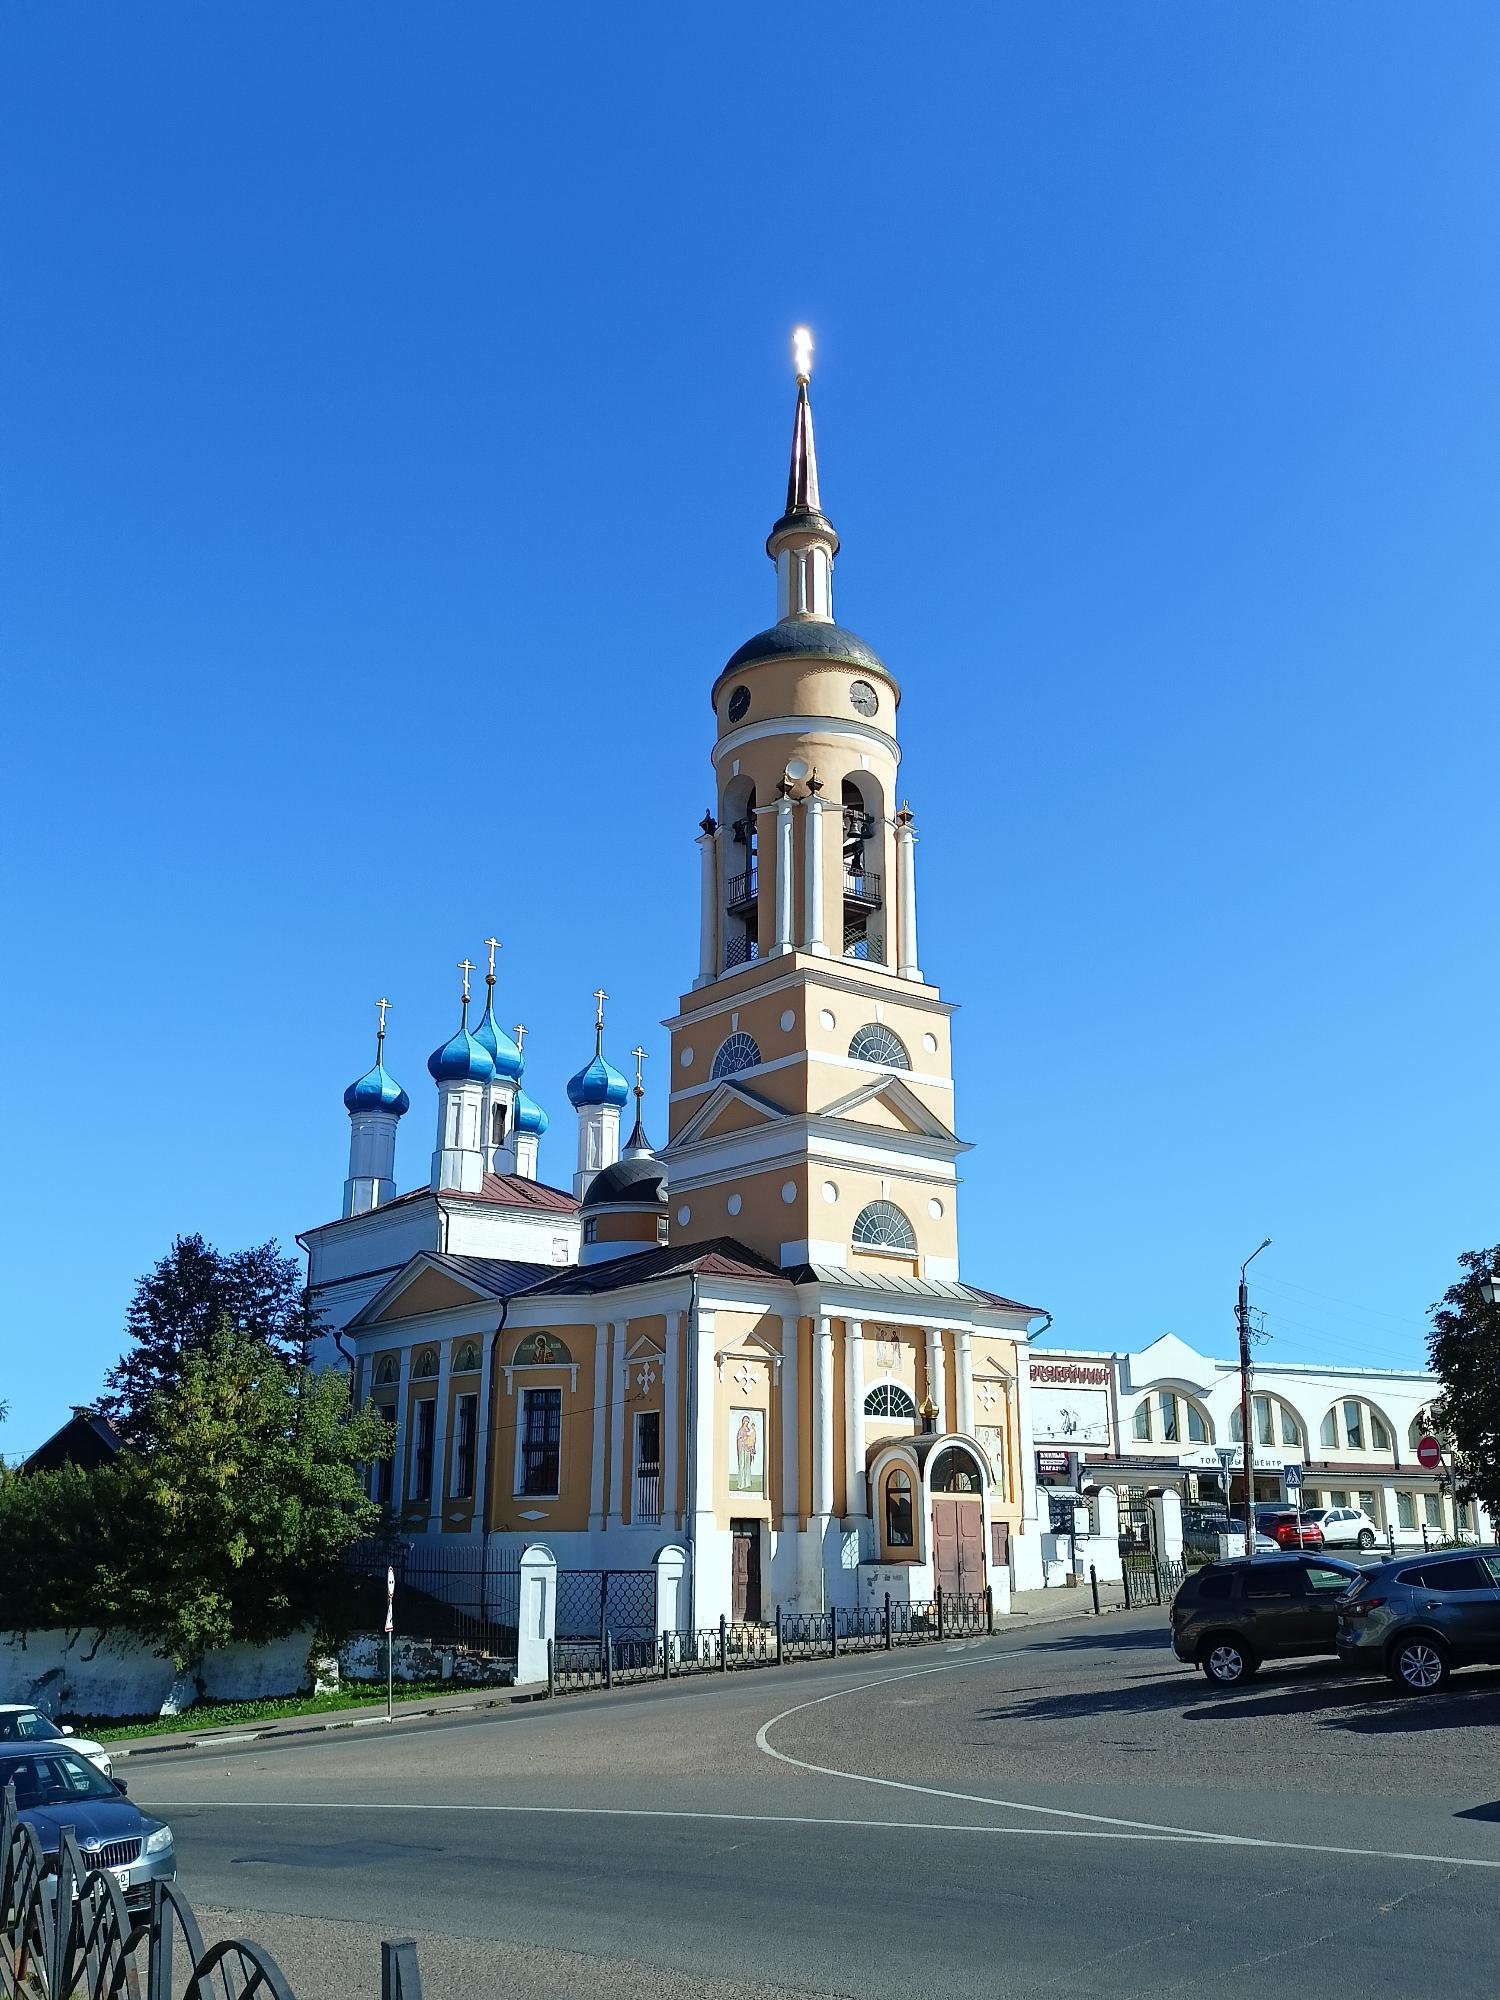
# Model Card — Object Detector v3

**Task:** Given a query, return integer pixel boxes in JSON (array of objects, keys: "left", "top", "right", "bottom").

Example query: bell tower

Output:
[{"left": 663, "top": 332, "right": 966, "bottom": 1281}]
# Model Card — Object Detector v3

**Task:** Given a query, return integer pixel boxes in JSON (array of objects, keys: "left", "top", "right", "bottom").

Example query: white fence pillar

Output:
[
  {"left": 1148, "top": 1489, "right": 1184, "bottom": 1562},
  {"left": 654, "top": 1543, "right": 688, "bottom": 1637},
  {"left": 517, "top": 1543, "right": 556, "bottom": 1687}
]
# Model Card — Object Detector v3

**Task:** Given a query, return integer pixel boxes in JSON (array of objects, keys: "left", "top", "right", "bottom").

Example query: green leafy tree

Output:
[
  {"left": 101, "top": 1235, "right": 316, "bottom": 1442},
  {"left": 1427, "top": 1244, "right": 1500, "bottom": 1523}
]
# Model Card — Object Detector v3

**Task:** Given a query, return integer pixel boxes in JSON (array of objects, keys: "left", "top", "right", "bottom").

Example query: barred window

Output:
[
  {"left": 848, "top": 1023, "right": 911, "bottom": 1069},
  {"left": 711, "top": 1033, "right": 762, "bottom": 1079},
  {"left": 851, "top": 1201, "right": 917, "bottom": 1253},
  {"left": 864, "top": 1382, "right": 917, "bottom": 1419}
]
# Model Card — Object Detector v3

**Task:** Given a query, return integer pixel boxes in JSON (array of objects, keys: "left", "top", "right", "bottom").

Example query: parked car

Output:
[
  {"left": 1170, "top": 1553, "right": 1362, "bottom": 1685},
  {"left": 1335, "top": 1548, "right": 1500, "bottom": 1693},
  {"left": 1298, "top": 1505, "right": 1379, "bottom": 1551},
  {"left": 1183, "top": 1509, "right": 1280, "bottom": 1556},
  {"left": 0, "top": 1743, "right": 175, "bottom": 1914},
  {"left": 0, "top": 1704, "right": 113, "bottom": 1778},
  {"left": 1255, "top": 1509, "right": 1325, "bottom": 1551}
]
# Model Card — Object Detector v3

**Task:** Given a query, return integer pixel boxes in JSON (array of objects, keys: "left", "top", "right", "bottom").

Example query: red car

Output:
[{"left": 1260, "top": 1510, "right": 1324, "bottom": 1550}]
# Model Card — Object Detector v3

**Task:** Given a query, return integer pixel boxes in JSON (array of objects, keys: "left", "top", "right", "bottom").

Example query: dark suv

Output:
[
  {"left": 1170, "top": 1554, "right": 1361, "bottom": 1685},
  {"left": 1335, "top": 1548, "right": 1500, "bottom": 1693}
]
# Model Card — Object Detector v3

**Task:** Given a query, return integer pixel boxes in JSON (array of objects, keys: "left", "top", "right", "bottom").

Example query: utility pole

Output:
[{"left": 1238, "top": 1239, "right": 1271, "bottom": 1552}]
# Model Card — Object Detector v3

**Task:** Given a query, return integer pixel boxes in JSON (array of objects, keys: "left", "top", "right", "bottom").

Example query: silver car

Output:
[
  {"left": 1336, "top": 1547, "right": 1500, "bottom": 1692},
  {"left": 0, "top": 1743, "right": 174, "bottom": 1914}
]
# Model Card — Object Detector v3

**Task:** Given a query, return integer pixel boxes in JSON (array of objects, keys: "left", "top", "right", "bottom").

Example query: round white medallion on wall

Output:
[
  {"left": 680, "top": 1046, "right": 694, "bottom": 1068},
  {"left": 780, "top": 1008, "right": 795, "bottom": 1033},
  {"left": 784, "top": 756, "right": 809, "bottom": 783},
  {"left": 922, "top": 1032, "right": 938, "bottom": 1055},
  {"left": 821, "top": 1180, "right": 839, "bottom": 1205},
  {"left": 819, "top": 1008, "right": 836, "bottom": 1032},
  {"left": 780, "top": 1182, "right": 797, "bottom": 1205},
  {"left": 677, "top": 1205, "right": 692, "bottom": 1227},
  {"left": 928, "top": 1197, "right": 944, "bottom": 1220},
  {"left": 726, "top": 1193, "right": 742, "bottom": 1217}
]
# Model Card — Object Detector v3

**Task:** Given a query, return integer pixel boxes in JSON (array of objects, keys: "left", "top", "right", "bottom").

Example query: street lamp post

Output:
[{"left": 1238, "top": 1239, "right": 1271, "bottom": 1554}]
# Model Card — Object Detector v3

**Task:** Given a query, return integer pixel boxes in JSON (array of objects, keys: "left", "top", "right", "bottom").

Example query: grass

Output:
[{"left": 77, "top": 1676, "right": 506, "bottom": 1743}]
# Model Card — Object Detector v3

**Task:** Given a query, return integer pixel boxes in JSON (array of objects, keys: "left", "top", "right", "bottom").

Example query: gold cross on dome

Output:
[
  {"left": 484, "top": 937, "right": 501, "bottom": 981},
  {"left": 375, "top": 997, "right": 390, "bottom": 1060},
  {"left": 457, "top": 959, "right": 475, "bottom": 1003}
]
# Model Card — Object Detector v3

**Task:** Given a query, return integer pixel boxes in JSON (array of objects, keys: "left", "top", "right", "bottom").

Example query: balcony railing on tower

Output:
[
  {"left": 842, "top": 867, "right": 882, "bottom": 908},
  {"left": 843, "top": 924, "right": 884, "bottom": 963},
  {"left": 636, "top": 1465, "right": 662, "bottom": 1525},
  {"left": 724, "top": 930, "right": 760, "bottom": 970},
  {"left": 726, "top": 868, "right": 758, "bottom": 914}
]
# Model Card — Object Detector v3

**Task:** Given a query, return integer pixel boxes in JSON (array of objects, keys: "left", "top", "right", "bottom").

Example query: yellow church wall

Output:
[
  {"left": 484, "top": 1322, "right": 596, "bottom": 1537},
  {"left": 620, "top": 1315, "right": 666, "bottom": 1527},
  {"left": 711, "top": 653, "right": 901, "bottom": 731},
  {"left": 438, "top": 1336, "right": 485, "bottom": 1535},
  {"left": 591, "top": 1210, "right": 662, "bottom": 1246},
  {"left": 374, "top": 1268, "right": 475, "bottom": 1321}
]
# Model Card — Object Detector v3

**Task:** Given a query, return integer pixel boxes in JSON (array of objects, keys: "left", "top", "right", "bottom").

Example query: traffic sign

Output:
[
  {"left": 384, "top": 1564, "right": 396, "bottom": 1636},
  {"left": 1216, "top": 1446, "right": 1239, "bottom": 1472},
  {"left": 1283, "top": 1463, "right": 1303, "bottom": 1491},
  {"left": 1416, "top": 1435, "right": 1442, "bottom": 1471}
]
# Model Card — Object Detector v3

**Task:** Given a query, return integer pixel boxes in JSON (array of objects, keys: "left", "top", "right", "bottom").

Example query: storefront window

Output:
[
  {"left": 1132, "top": 1402, "right": 1150, "bottom": 1440},
  {"left": 1397, "top": 1492, "right": 1416, "bottom": 1529},
  {"left": 1424, "top": 1493, "right": 1443, "bottom": 1530}
]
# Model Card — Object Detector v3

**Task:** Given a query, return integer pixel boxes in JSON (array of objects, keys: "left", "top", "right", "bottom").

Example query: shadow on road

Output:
[
  {"left": 1022, "top": 1624, "right": 1175, "bottom": 1658},
  {"left": 979, "top": 1659, "right": 1500, "bottom": 1735}
]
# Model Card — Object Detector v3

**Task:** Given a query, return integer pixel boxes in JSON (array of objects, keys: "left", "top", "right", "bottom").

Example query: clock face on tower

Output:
[
  {"left": 726, "top": 685, "right": 751, "bottom": 723},
  {"left": 849, "top": 679, "right": 878, "bottom": 717}
]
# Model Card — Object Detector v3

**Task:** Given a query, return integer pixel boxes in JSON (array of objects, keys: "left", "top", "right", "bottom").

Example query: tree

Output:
[
  {"left": 101, "top": 1235, "right": 317, "bottom": 1442},
  {"left": 1427, "top": 1244, "right": 1500, "bottom": 1524}
]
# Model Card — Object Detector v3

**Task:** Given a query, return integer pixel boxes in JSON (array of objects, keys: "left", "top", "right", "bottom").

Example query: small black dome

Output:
[
  {"left": 720, "top": 619, "right": 892, "bottom": 682},
  {"left": 582, "top": 1156, "right": 668, "bottom": 1209}
]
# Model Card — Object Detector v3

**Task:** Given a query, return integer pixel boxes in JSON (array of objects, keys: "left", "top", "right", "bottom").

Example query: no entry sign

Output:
[{"left": 1416, "top": 1435, "right": 1443, "bottom": 1471}]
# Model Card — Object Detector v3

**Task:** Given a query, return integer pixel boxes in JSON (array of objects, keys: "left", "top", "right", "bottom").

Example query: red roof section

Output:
[{"left": 307, "top": 1174, "right": 578, "bottom": 1234}]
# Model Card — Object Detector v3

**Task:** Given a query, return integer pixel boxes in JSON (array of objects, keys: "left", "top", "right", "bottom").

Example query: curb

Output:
[{"left": 109, "top": 1685, "right": 543, "bottom": 1759}]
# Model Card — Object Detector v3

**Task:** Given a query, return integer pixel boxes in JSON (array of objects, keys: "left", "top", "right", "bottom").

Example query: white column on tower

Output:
[
  {"left": 925, "top": 1325, "right": 947, "bottom": 1430},
  {"left": 803, "top": 792, "right": 828, "bottom": 955},
  {"left": 773, "top": 791, "right": 795, "bottom": 955},
  {"left": 844, "top": 1320, "right": 867, "bottom": 1522},
  {"left": 780, "top": 1314, "right": 800, "bottom": 1531},
  {"left": 895, "top": 813, "right": 921, "bottom": 981},
  {"left": 812, "top": 1315, "right": 835, "bottom": 1517},
  {"left": 695, "top": 822, "right": 720, "bottom": 988},
  {"left": 955, "top": 1328, "right": 974, "bottom": 1436}
]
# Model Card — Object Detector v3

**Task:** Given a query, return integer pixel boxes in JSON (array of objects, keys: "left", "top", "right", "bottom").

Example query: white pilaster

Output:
[
  {"left": 690, "top": 1308, "right": 729, "bottom": 1628},
  {"left": 588, "top": 1320, "right": 609, "bottom": 1533},
  {"left": 773, "top": 792, "right": 795, "bottom": 955},
  {"left": 426, "top": 1340, "right": 452, "bottom": 1533},
  {"left": 925, "top": 1325, "right": 947, "bottom": 1430},
  {"left": 844, "top": 1320, "right": 867, "bottom": 1520},
  {"left": 663, "top": 1313, "right": 682, "bottom": 1530},
  {"left": 955, "top": 1328, "right": 974, "bottom": 1437},
  {"left": 389, "top": 1344, "right": 412, "bottom": 1511},
  {"left": 780, "top": 1315, "right": 800, "bottom": 1531},
  {"left": 607, "top": 1322, "right": 626, "bottom": 1532},
  {"left": 512, "top": 1130, "right": 540, "bottom": 1180},
  {"left": 695, "top": 826, "right": 720, "bottom": 989},
  {"left": 813, "top": 1315, "right": 835, "bottom": 1517},
  {"left": 803, "top": 793, "right": 828, "bottom": 955},
  {"left": 1015, "top": 1340, "right": 1039, "bottom": 1535},
  {"left": 895, "top": 818, "right": 921, "bottom": 981}
]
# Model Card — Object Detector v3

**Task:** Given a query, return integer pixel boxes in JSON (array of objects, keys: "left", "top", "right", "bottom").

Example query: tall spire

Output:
[
  {"left": 768, "top": 326, "right": 838, "bottom": 622},
  {"left": 623, "top": 1045, "right": 653, "bottom": 1158}
]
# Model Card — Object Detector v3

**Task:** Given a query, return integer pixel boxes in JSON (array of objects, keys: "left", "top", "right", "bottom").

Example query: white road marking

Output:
[
  {"left": 751, "top": 1647, "right": 1500, "bottom": 1873},
  {"left": 146, "top": 1796, "right": 1500, "bottom": 1870}
]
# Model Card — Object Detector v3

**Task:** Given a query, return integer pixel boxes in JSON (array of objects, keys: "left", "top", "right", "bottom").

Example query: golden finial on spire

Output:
[
  {"left": 792, "top": 325, "right": 813, "bottom": 385},
  {"left": 483, "top": 937, "right": 501, "bottom": 986},
  {"left": 375, "top": 997, "right": 390, "bottom": 1064}
]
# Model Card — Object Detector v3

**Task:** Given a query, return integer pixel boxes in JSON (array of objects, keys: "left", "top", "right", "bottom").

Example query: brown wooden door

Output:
[
  {"left": 731, "top": 1520, "right": 762, "bottom": 1623},
  {"left": 933, "top": 1498, "right": 987, "bottom": 1599}
]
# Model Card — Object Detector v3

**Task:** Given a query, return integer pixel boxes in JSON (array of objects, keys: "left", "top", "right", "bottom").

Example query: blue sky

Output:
[{"left": 4, "top": 6, "right": 1497, "bottom": 1455}]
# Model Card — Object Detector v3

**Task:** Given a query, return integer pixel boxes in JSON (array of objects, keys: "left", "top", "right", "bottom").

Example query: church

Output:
[{"left": 300, "top": 335, "right": 1049, "bottom": 1622}]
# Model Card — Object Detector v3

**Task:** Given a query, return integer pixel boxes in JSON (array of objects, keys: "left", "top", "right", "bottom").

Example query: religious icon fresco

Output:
[{"left": 729, "top": 1407, "right": 765, "bottom": 1494}]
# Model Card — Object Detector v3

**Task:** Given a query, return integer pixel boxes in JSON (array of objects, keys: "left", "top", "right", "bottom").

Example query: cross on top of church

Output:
[
  {"left": 457, "top": 959, "right": 475, "bottom": 1003},
  {"left": 514, "top": 1022, "right": 527, "bottom": 1053},
  {"left": 375, "top": 997, "right": 389, "bottom": 1062},
  {"left": 593, "top": 987, "right": 608, "bottom": 1026},
  {"left": 484, "top": 937, "right": 501, "bottom": 982},
  {"left": 631, "top": 1046, "right": 647, "bottom": 1093}
]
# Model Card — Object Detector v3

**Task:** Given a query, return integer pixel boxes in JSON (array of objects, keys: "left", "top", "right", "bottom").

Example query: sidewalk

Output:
[
  {"left": 110, "top": 1681, "right": 546, "bottom": 1759},
  {"left": 1008, "top": 1579, "right": 1128, "bottom": 1622}
]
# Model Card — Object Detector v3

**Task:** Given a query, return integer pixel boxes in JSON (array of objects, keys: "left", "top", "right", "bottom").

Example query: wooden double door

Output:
[
  {"left": 932, "top": 1496, "right": 987, "bottom": 1600},
  {"left": 731, "top": 1519, "right": 762, "bottom": 1623}
]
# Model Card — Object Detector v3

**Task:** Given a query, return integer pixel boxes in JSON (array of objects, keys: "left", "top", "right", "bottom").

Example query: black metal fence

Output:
[
  {"left": 0, "top": 1781, "right": 421, "bottom": 2000},
  {"left": 1121, "top": 1553, "right": 1188, "bottom": 1608},
  {"left": 546, "top": 1587, "right": 996, "bottom": 1695},
  {"left": 554, "top": 1568, "right": 659, "bottom": 1643},
  {"left": 344, "top": 1540, "right": 521, "bottom": 1664}
]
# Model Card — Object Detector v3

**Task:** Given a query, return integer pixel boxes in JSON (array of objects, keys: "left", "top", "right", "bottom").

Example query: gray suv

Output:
[
  {"left": 1335, "top": 1547, "right": 1500, "bottom": 1693},
  {"left": 1170, "top": 1554, "right": 1361, "bottom": 1685}
]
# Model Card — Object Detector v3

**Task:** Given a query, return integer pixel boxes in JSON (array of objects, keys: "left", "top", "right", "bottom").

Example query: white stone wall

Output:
[{"left": 0, "top": 1628, "right": 318, "bottom": 1720}]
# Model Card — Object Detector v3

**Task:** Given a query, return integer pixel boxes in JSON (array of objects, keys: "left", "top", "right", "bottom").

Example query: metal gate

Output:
[{"left": 554, "top": 1568, "right": 658, "bottom": 1644}]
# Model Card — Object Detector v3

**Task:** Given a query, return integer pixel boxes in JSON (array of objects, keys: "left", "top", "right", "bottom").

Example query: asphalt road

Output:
[{"left": 131, "top": 1607, "right": 1500, "bottom": 2000}]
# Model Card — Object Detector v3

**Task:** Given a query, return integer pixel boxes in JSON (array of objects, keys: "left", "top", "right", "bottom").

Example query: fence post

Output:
[
  {"left": 1122, "top": 1560, "right": 1133, "bottom": 1610},
  {"left": 51, "top": 1828, "right": 77, "bottom": 1995},
  {"left": 546, "top": 1638, "right": 555, "bottom": 1698},
  {"left": 1388, "top": 1524, "right": 1396, "bottom": 1557},
  {"left": 883, "top": 1592, "right": 892, "bottom": 1651},
  {"left": 382, "top": 1938, "right": 423, "bottom": 2000},
  {"left": 1422, "top": 1521, "right": 1430, "bottom": 1551},
  {"left": 985, "top": 1584, "right": 994, "bottom": 1634},
  {"left": 1089, "top": 1564, "right": 1100, "bottom": 1616},
  {"left": 147, "top": 1879, "right": 175, "bottom": 1995},
  {"left": 661, "top": 1628, "right": 670, "bottom": 1678},
  {"left": 830, "top": 1608, "right": 839, "bottom": 1659},
  {"left": 775, "top": 1605, "right": 783, "bottom": 1663},
  {"left": 936, "top": 1585, "right": 944, "bottom": 1640},
  {"left": 604, "top": 1632, "right": 614, "bottom": 1690},
  {"left": 719, "top": 1612, "right": 728, "bottom": 1672}
]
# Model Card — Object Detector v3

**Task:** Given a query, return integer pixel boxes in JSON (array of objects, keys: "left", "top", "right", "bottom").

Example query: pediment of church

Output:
[
  {"left": 816, "top": 1074, "right": 959, "bottom": 1143},
  {"left": 352, "top": 1257, "right": 491, "bottom": 1329},
  {"left": 672, "top": 1079, "right": 788, "bottom": 1149}
]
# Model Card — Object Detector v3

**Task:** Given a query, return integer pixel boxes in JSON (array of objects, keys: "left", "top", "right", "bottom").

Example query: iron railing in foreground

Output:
[
  {"left": 547, "top": 1586, "right": 995, "bottom": 1694},
  {"left": 0, "top": 1782, "right": 421, "bottom": 2000}
]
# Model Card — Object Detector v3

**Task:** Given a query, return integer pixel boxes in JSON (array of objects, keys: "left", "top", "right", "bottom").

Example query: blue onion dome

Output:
[
  {"left": 427, "top": 1018, "right": 496, "bottom": 1085},
  {"left": 472, "top": 999, "right": 523, "bottom": 1082},
  {"left": 343, "top": 1062, "right": 410, "bottom": 1117},
  {"left": 566, "top": 1048, "right": 630, "bottom": 1109},
  {"left": 514, "top": 1088, "right": 549, "bottom": 1136}
]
